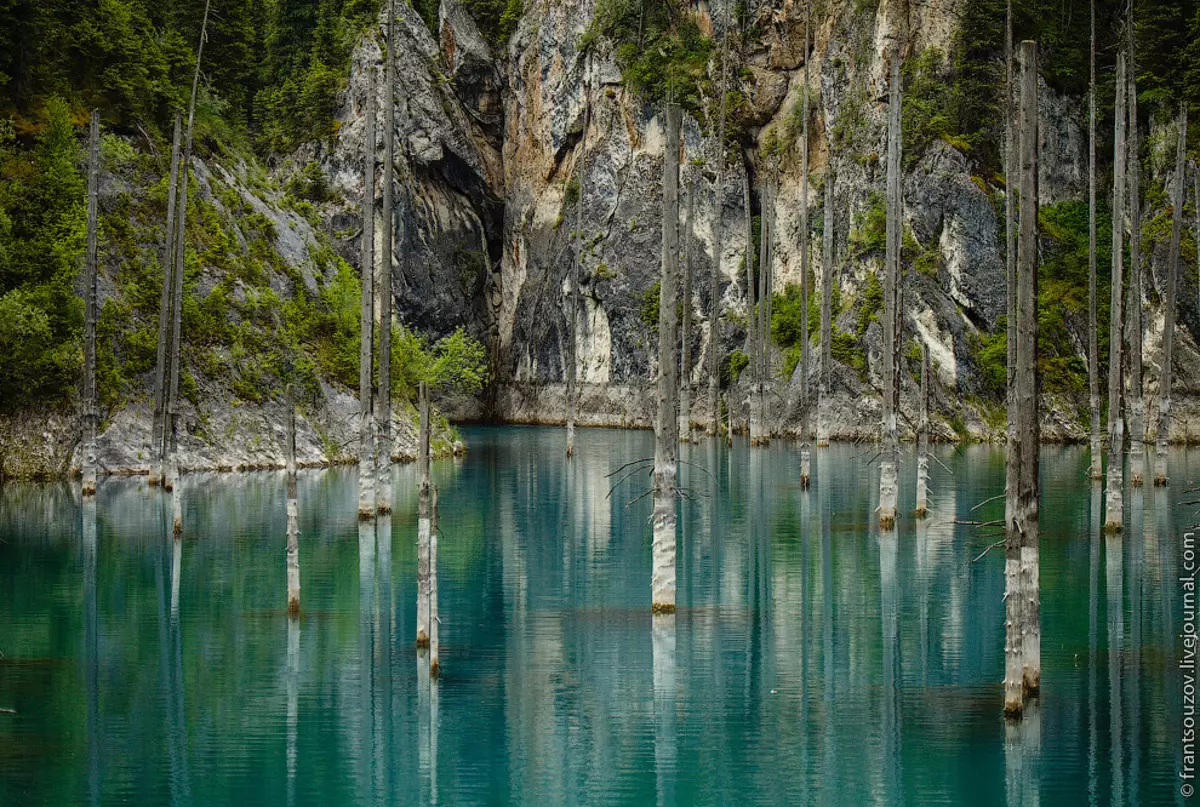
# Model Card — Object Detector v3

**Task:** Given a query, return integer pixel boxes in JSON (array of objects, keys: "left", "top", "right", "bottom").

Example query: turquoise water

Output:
[{"left": 1, "top": 426, "right": 1198, "bottom": 806}]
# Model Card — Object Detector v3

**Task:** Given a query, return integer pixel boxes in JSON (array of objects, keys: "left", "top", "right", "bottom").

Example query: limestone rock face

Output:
[{"left": 311, "top": 0, "right": 1200, "bottom": 441}]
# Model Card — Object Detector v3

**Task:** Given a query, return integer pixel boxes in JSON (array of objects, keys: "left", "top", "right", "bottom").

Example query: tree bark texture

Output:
[
  {"left": 817, "top": 166, "right": 834, "bottom": 448},
  {"left": 82, "top": 111, "right": 100, "bottom": 497},
  {"left": 1155, "top": 106, "right": 1186, "bottom": 486},
  {"left": 1126, "top": 17, "right": 1145, "bottom": 488},
  {"left": 151, "top": 113, "right": 182, "bottom": 487},
  {"left": 358, "top": 68, "right": 377, "bottom": 520},
  {"left": 878, "top": 52, "right": 902, "bottom": 530},
  {"left": 798, "top": 0, "right": 812, "bottom": 485},
  {"left": 708, "top": 1, "right": 730, "bottom": 437},
  {"left": 915, "top": 346, "right": 929, "bottom": 517},
  {"left": 417, "top": 381, "right": 432, "bottom": 645},
  {"left": 1087, "top": 0, "right": 1102, "bottom": 480},
  {"left": 165, "top": 0, "right": 210, "bottom": 522},
  {"left": 652, "top": 103, "right": 681, "bottom": 614},
  {"left": 1016, "top": 41, "right": 1041, "bottom": 701},
  {"left": 1105, "top": 53, "right": 1127, "bottom": 532},
  {"left": 376, "top": 5, "right": 396, "bottom": 515},
  {"left": 286, "top": 384, "right": 300, "bottom": 614},
  {"left": 679, "top": 175, "right": 694, "bottom": 442}
]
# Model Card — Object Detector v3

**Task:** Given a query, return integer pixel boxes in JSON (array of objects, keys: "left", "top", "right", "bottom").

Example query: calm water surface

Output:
[{"left": 2, "top": 427, "right": 1199, "bottom": 806}]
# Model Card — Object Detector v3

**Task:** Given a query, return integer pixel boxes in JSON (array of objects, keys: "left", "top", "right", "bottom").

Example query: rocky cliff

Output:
[
  {"left": 312, "top": 0, "right": 1200, "bottom": 442},
  {"left": 6, "top": 0, "right": 1199, "bottom": 480}
]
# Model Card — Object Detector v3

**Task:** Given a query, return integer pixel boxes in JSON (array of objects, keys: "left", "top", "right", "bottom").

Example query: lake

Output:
[{"left": 1, "top": 426, "right": 1198, "bottom": 805}]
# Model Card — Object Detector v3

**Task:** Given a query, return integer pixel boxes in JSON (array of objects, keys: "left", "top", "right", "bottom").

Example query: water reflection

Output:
[{"left": 1, "top": 432, "right": 1199, "bottom": 805}]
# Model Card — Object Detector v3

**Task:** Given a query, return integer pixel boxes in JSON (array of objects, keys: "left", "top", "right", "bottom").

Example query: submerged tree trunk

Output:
[
  {"left": 1105, "top": 53, "right": 1128, "bottom": 533},
  {"left": 817, "top": 167, "right": 834, "bottom": 448},
  {"left": 376, "top": 4, "right": 396, "bottom": 515},
  {"left": 679, "top": 176, "right": 695, "bottom": 442},
  {"left": 1126, "top": 17, "right": 1145, "bottom": 489},
  {"left": 1002, "top": 0, "right": 1018, "bottom": 623},
  {"left": 1016, "top": 40, "right": 1041, "bottom": 702},
  {"left": 652, "top": 103, "right": 681, "bottom": 614},
  {"left": 285, "top": 384, "right": 300, "bottom": 614},
  {"left": 709, "top": 3, "right": 730, "bottom": 438},
  {"left": 1155, "top": 106, "right": 1187, "bottom": 486},
  {"left": 915, "top": 347, "right": 930, "bottom": 517},
  {"left": 152, "top": 113, "right": 182, "bottom": 488},
  {"left": 878, "top": 52, "right": 902, "bottom": 530},
  {"left": 798, "top": 0, "right": 812, "bottom": 487},
  {"left": 164, "top": 0, "right": 210, "bottom": 531},
  {"left": 82, "top": 110, "right": 100, "bottom": 498},
  {"left": 430, "top": 485, "right": 440, "bottom": 677},
  {"left": 416, "top": 381, "right": 432, "bottom": 646},
  {"left": 1087, "top": 0, "right": 1102, "bottom": 480},
  {"left": 358, "top": 68, "right": 377, "bottom": 520}
]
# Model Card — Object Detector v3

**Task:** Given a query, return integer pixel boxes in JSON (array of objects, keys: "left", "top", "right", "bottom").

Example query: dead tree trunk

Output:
[
  {"left": 1105, "top": 53, "right": 1127, "bottom": 533},
  {"left": 358, "top": 68, "right": 377, "bottom": 520},
  {"left": 1126, "top": 17, "right": 1145, "bottom": 489},
  {"left": 798, "top": 0, "right": 812, "bottom": 487},
  {"left": 1155, "top": 106, "right": 1187, "bottom": 486},
  {"left": 755, "top": 173, "right": 770, "bottom": 445},
  {"left": 165, "top": 0, "right": 210, "bottom": 532},
  {"left": 286, "top": 384, "right": 300, "bottom": 614},
  {"left": 1003, "top": 0, "right": 1018, "bottom": 573},
  {"left": 652, "top": 103, "right": 682, "bottom": 614},
  {"left": 151, "top": 113, "right": 182, "bottom": 488},
  {"left": 1016, "top": 40, "right": 1041, "bottom": 701},
  {"left": 818, "top": 166, "right": 834, "bottom": 448},
  {"left": 915, "top": 346, "right": 929, "bottom": 517},
  {"left": 1087, "top": 0, "right": 1102, "bottom": 480},
  {"left": 679, "top": 175, "right": 695, "bottom": 441},
  {"left": 878, "top": 51, "right": 902, "bottom": 530},
  {"left": 81, "top": 110, "right": 100, "bottom": 498},
  {"left": 416, "top": 381, "right": 432, "bottom": 646},
  {"left": 376, "top": 3, "right": 396, "bottom": 515},
  {"left": 708, "top": 1, "right": 730, "bottom": 438},
  {"left": 568, "top": 66, "right": 591, "bottom": 458},
  {"left": 430, "top": 485, "right": 440, "bottom": 677},
  {"left": 743, "top": 168, "right": 755, "bottom": 444}
]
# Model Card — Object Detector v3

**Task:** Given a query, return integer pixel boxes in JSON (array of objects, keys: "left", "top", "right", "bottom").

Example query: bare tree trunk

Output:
[
  {"left": 818, "top": 166, "right": 834, "bottom": 448},
  {"left": 430, "top": 485, "right": 440, "bottom": 677},
  {"left": 151, "top": 113, "right": 182, "bottom": 488},
  {"left": 1155, "top": 106, "right": 1187, "bottom": 486},
  {"left": 652, "top": 103, "right": 682, "bottom": 614},
  {"left": 755, "top": 173, "right": 770, "bottom": 446},
  {"left": 1126, "top": 16, "right": 1145, "bottom": 489},
  {"left": 416, "top": 381, "right": 431, "bottom": 645},
  {"left": 679, "top": 175, "right": 695, "bottom": 441},
  {"left": 1105, "top": 53, "right": 1127, "bottom": 533},
  {"left": 1087, "top": 0, "right": 1102, "bottom": 480},
  {"left": 1016, "top": 40, "right": 1041, "bottom": 701},
  {"left": 376, "top": 3, "right": 396, "bottom": 515},
  {"left": 915, "top": 347, "right": 929, "bottom": 517},
  {"left": 568, "top": 65, "right": 591, "bottom": 458},
  {"left": 799, "top": 0, "right": 812, "bottom": 487},
  {"left": 743, "top": 168, "right": 756, "bottom": 444},
  {"left": 1005, "top": 0, "right": 1017, "bottom": 466},
  {"left": 1194, "top": 164, "right": 1200, "bottom": 339},
  {"left": 358, "top": 68, "right": 377, "bottom": 520},
  {"left": 286, "top": 384, "right": 300, "bottom": 614},
  {"left": 878, "top": 52, "right": 902, "bottom": 530},
  {"left": 165, "top": 0, "right": 211, "bottom": 529},
  {"left": 1002, "top": 0, "right": 1019, "bottom": 627},
  {"left": 708, "top": 0, "right": 730, "bottom": 438},
  {"left": 82, "top": 110, "right": 100, "bottom": 498}
]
